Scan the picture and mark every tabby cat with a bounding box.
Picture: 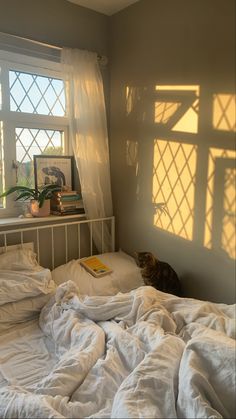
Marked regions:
[135,251,181,296]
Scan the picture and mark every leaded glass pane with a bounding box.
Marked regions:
[10,70,65,116]
[15,127,64,187]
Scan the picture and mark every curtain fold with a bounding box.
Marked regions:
[61,48,113,251]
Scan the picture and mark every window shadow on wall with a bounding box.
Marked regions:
[124,84,235,261]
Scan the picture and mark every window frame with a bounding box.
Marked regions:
[0,49,69,217]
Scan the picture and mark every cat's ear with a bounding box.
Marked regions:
[149,253,156,264]
[134,252,141,260]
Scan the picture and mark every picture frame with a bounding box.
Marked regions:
[33,155,74,191]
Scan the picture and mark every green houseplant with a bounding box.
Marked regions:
[0,184,61,217]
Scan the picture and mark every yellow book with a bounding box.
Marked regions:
[80,256,113,278]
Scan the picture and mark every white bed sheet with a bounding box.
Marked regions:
[0,284,235,419]
[0,319,57,389]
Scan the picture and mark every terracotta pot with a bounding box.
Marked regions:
[30,199,50,217]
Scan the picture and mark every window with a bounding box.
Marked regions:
[0,50,69,215]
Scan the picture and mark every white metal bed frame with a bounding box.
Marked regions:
[0,216,115,269]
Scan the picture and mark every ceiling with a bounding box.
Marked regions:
[67,0,140,15]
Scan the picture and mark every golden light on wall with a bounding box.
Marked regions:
[153,139,197,240]
[156,85,200,94]
[126,139,138,171]
[155,85,200,134]
[204,148,236,259]
[213,94,236,132]
[172,98,199,134]
[126,86,140,115]
[222,168,236,259]
[155,102,181,124]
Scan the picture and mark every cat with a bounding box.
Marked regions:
[134,251,182,297]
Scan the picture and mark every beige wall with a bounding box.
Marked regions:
[109,0,235,303]
[0,0,108,54]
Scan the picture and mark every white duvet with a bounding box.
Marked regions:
[0,282,235,418]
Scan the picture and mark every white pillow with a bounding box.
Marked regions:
[0,248,39,271]
[52,250,144,296]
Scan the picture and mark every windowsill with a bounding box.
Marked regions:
[0,213,86,227]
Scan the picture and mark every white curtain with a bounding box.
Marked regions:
[61,48,113,251]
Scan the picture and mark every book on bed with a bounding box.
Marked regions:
[80,256,113,277]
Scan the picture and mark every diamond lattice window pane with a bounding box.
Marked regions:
[16,127,64,187]
[10,70,65,116]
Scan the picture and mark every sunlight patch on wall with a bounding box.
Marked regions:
[172,98,199,134]
[155,85,199,134]
[204,148,236,259]
[213,94,236,132]
[126,86,140,115]
[153,139,197,240]
[222,168,236,259]
[126,140,138,169]
[155,102,181,124]
[156,85,200,94]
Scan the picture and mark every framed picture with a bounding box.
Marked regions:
[33,155,74,190]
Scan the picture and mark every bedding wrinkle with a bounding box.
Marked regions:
[0,320,57,388]
[177,328,235,418]
[0,268,55,306]
[0,281,235,418]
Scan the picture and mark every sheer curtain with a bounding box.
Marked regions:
[61,48,113,251]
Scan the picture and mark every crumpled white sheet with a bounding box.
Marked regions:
[0,268,55,334]
[0,282,235,418]
[0,268,54,305]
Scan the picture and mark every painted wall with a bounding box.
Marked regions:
[109,0,235,303]
[0,0,108,54]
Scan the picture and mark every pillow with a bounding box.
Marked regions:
[52,250,144,296]
[0,242,34,254]
[0,248,39,271]
[0,268,55,306]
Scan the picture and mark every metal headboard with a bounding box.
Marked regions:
[0,216,115,270]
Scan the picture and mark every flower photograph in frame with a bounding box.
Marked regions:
[34,155,74,191]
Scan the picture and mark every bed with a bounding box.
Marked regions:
[0,217,235,418]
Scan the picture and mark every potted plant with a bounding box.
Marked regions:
[0,184,61,217]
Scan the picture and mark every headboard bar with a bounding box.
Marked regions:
[51,228,54,270]
[0,216,115,269]
[77,223,81,260]
[90,221,93,255]
[36,229,40,265]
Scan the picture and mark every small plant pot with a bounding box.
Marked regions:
[30,199,50,217]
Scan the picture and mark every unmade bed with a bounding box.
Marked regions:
[0,217,235,418]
